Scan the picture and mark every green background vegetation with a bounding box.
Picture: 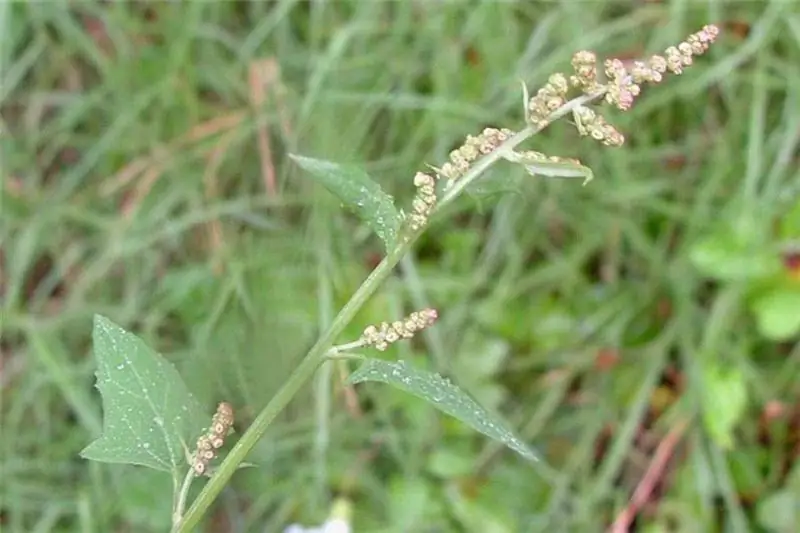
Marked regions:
[3,1,799,532]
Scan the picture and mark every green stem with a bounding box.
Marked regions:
[325,352,366,362]
[328,338,369,355]
[172,468,196,531]
[175,89,607,532]
[176,252,403,532]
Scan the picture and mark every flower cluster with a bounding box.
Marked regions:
[408,172,437,231]
[408,128,514,231]
[570,51,600,94]
[572,105,625,147]
[527,73,570,128]
[527,24,720,145]
[191,402,234,476]
[406,127,515,232]
[599,24,720,111]
[360,308,438,351]
[435,127,515,184]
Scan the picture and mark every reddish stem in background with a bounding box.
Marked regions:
[609,419,689,533]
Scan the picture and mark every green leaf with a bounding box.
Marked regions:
[779,199,800,239]
[347,359,537,462]
[80,315,207,474]
[427,446,475,478]
[114,468,173,530]
[389,476,432,530]
[444,484,513,533]
[689,217,781,282]
[756,491,799,533]
[453,332,510,410]
[700,362,747,449]
[290,154,402,251]
[752,287,800,341]
[503,151,594,185]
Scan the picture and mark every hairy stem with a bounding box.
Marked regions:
[175,89,606,532]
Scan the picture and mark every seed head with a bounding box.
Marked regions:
[570,50,600,93]
[361,309,439,351]
[433,127,515,188]
[191,402,235,476]
[572,106,624,147]
[407,172,438,231]
[528,74,570,127]
[603,24,720,109]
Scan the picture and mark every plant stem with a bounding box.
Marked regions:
[175,89,606,532]
[328,338,369,354]
[172,468,196,531]
[176,253,403,532]
[325,352,366,362]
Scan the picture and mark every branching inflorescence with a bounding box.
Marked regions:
[174,24,721,533]
[404,24,720,233]
[372,24,721,371]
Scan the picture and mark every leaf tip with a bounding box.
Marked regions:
[288,153,310,167]
[93,313,108,328]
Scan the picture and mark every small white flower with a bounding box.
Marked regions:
[282,518,351,533]
[322,518,352,533]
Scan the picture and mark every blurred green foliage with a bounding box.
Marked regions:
[2,1,799,532]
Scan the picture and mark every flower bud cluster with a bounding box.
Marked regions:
[408,172,436,231]
[572,105,625,147]
[437,127,515,183]
[528,73,570,128]
[601,24,720,110]
[408,127,514,232]
[570,51,600,94]
[191,402,234,476]
[361,309,438,351]
[527,24,719,146]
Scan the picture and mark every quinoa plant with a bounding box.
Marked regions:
[80,25,721,532]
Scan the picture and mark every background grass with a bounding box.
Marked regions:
[2,1,800,532]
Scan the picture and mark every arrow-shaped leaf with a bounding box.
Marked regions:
[348,359,537,462]
[80,315,207,475]
[290,154,403,251]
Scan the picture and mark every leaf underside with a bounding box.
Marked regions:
[348,359,538,462]
[80,315,207,475]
